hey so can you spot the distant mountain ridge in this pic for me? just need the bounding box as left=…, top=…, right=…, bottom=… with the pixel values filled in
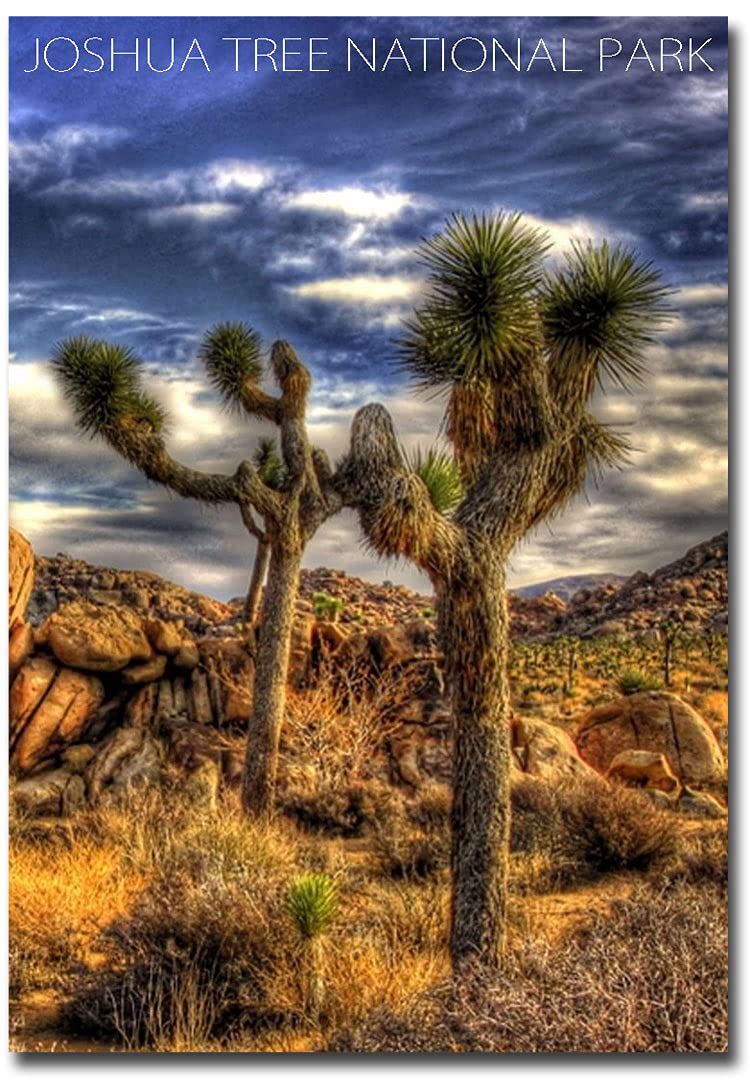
left=514, top=573, right=627, bottom=603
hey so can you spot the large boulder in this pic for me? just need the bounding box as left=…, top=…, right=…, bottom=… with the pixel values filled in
left=512, top=716, right=600, bottom=784
left=331, top=620, right=437, bottom=688
left=9, top=622, right=34, bottom=679
left=9, top=528, right=34, bottom=633
left=41, top=600, right=153, bottom=672
left=575, top=691, right=725, bottom=786
left=606, top=749, right=680, bottom=795
left=13, top=766, right=87, bottom=817
left=198, top=638, right=254, bottom=724
left=10, top=657, right=105, bottom=774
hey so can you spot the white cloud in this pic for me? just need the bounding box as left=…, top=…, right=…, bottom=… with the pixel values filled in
left=522, top=212, right=612, bottom=253
left=44, top=157, right=273, bottom=209
left=683, top=191, right=728, bottom=212
left=10, top=123, right=126, bottom=185
left=676, top=283, right=727, bottom=306
left=282, top=186, right=417, bottom=221
left=145, top=202, right=242, bottom=226
left=289, top=275, right=422, bottom=305
left=206, top=161, right=269, bottom=194
left=82, top=307, right=164, bottom=324
left=679, top=78, right=727, bottom=118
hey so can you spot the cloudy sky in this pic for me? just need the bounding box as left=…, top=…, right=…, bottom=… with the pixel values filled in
left=9, top=15, right=728, bottom=598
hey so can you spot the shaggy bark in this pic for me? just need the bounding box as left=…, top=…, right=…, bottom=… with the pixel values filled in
left=441, top=552, right=511, bottom=968
left=242, top=538, right=302, bottom=816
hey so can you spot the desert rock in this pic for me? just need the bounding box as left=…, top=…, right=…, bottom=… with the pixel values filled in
left=575, top=691, right=725, bottom=785
left=606, top=749, right=681, bottom=795
left=10, top=658, right=105, bottom=774
left=44, top=600, right=153, bottom=672
left=9, top=528, right=34, bottom=632
left=512, top=716, right=599, bottom=784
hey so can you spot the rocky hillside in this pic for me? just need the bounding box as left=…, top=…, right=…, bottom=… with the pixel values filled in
left=556, top=532, right=728, bottom=638
left=28, top=531, right=728, bottom=642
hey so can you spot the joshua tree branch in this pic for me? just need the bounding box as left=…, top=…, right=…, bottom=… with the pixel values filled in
left=271, top=340, right=323, bottom=504
left=239, top=501, right=267, bottom=544
left=240, top=383, right=283, bottom=424
left=337, top=403, right=466, bottom=580
left=107, top=418, right=241, bottom=504
left=236, top=460, right=285, bottom=521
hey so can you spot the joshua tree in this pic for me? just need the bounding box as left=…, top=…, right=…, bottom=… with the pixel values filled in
left=336, top=212, right=668, bottom=970
left=52, top=326, right=341, bottom=816
left=658, top=616, right=684, bottom=687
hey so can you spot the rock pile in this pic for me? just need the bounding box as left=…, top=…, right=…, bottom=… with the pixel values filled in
left=558, top=532, right=728, bottom=638
left=8, top=530, right=727, bottom=821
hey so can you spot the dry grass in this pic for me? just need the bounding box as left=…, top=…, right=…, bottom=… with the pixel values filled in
left=17, top=787, right=447, bottom=1051
left=9, top=826, right=142, bottom=998
left=8, top=653, right=727, bottom=1054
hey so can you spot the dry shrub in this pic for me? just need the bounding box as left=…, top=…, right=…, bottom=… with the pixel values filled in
left=280, top=777, right=396, bottom=837
left=373, top=782, right=452, bottom=880
left=370, top=791, right=450, bottom=880
left=279, top=661, right=433, bottom=837
left=64, top=810, right=306, bottom=1049
left=328, top=880, right=728, bottom=1053
left=283, top=661, right=411, bottom=785
left=659, top=824, right=728, bottom=887
left=510, top=775, right=680, bottom=889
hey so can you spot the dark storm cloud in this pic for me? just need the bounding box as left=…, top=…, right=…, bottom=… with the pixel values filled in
left=9, top=15, right=727, bottom=594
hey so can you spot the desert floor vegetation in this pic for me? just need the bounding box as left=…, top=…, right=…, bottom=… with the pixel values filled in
left=9, top=652, right=727, bottom=1054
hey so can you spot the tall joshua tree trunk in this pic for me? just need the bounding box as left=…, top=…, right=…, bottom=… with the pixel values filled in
left=242, top=537, right=302, bottom=816
left=442, top=553, right=511, bottom=967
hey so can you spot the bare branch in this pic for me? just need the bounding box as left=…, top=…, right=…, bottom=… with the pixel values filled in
left=107, top=417, right=240, bottom=504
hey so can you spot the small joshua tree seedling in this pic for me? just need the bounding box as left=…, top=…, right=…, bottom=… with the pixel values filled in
left=53, top=327, right=342, bottom=818
left=311, top=592, right=345, bottom=622
left=286, top=872, right=339, bottom=1022
left=658, top=617, right=683, bottom=688
left=336, top=212, right=668, bottom=970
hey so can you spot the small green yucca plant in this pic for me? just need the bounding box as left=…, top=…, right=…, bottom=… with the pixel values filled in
left=286, top=873, right=339, bottom=939
left=616, top=667, right=663, bottom=696
left=286, top=873, right=339, bottom=1022
left=408, top=445, right=464, bottom=514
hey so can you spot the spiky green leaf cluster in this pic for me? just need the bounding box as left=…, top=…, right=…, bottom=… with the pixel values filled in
left=200, top=322, right=263, bottom=410
left=576, top=413, right=633, bottom=481
left=253, top=436, right=287, bottom=490
left=398, top=212, right=550, bottom=387
left=408, top=445, right=464, bottom=514
left=286, top=873, right=339, bottom=939
left=52, top=336, right=168, bottom=436
left=541, top=241, right=671, bottom=393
